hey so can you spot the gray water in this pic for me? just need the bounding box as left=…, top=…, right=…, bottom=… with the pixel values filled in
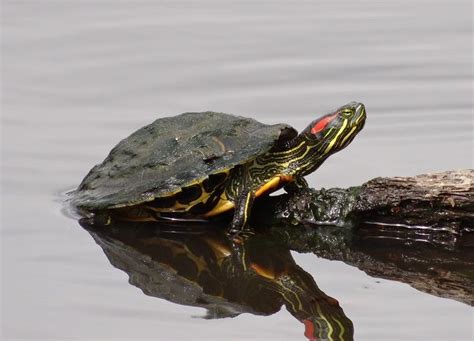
left=2, top=1, right=473, bottom=340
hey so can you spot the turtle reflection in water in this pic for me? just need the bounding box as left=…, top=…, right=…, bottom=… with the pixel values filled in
left=82, top=221, right=354, bottom=340
left=72, top=102, right=366, bottom=233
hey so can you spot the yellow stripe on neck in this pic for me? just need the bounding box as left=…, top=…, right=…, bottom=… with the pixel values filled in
left=339, top=125, right=357, bottom=147
left=324, top=119, right=347, bottom=154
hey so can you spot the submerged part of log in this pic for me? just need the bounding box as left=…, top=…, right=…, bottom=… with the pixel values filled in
left=254, top=169, right=474, bottom=249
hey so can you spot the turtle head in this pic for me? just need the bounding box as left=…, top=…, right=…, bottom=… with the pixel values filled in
left=306, top=101, right=366, bottom=152
left=293, top=102, right=366, bottom=175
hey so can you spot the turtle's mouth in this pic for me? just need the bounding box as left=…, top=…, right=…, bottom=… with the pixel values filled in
left=353, top=103, right=366, bottom=127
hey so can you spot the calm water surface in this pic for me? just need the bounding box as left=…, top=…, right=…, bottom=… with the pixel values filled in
left=2, top=1, right=473, bottom=339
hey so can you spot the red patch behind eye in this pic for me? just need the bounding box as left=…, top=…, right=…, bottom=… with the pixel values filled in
left=311, top=113, right=337, bottom=134
left=303, top=320, right=316, bottom=341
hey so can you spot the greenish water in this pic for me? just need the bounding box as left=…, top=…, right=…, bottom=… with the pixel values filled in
left=2, top=0, right=472, bottom=339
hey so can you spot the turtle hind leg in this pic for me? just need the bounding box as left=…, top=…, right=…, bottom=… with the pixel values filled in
left=227, top=190, right=255, bottom=235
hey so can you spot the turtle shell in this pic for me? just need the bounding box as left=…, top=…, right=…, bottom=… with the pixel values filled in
left=72, top=111, right=294, bottom=211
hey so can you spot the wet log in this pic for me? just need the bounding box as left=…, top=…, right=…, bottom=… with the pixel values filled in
left=255, top=169, right=474, bottom=249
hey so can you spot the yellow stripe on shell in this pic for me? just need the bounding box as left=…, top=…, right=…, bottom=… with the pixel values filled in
left=202, top=199, right=234, bottom=217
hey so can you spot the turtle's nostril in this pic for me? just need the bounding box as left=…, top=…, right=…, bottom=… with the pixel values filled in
left=353, top=103, right=366, bottom=126
left=355, top=103, right=365, bottom=116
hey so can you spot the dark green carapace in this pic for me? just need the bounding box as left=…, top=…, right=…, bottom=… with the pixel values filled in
left=73, top=112, right=289, bottom=209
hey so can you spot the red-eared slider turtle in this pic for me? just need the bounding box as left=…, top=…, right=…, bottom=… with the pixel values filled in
left=72, top=102, right=366, bottom=233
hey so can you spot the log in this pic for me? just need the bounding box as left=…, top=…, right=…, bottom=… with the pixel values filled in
left=252, top=169, right=474, bottom=305
left=254, top=169, right=474, bottom=249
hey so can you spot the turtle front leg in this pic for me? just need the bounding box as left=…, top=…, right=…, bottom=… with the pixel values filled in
left=284, top=176, right=309, bottom=194
left=228, top=190, right=255, bottom=235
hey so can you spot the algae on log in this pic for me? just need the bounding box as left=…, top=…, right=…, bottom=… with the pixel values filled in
left=255, top=169, right=473, bottom=248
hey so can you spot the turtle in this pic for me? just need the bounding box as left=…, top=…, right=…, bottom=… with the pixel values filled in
left=71, top=102, right=366, bottom=233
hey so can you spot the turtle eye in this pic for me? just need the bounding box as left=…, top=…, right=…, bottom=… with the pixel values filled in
left=311, top=113, right=337, bottom=134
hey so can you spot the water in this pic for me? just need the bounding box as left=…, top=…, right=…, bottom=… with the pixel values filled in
left=2, top=0, right=473, bottom=339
